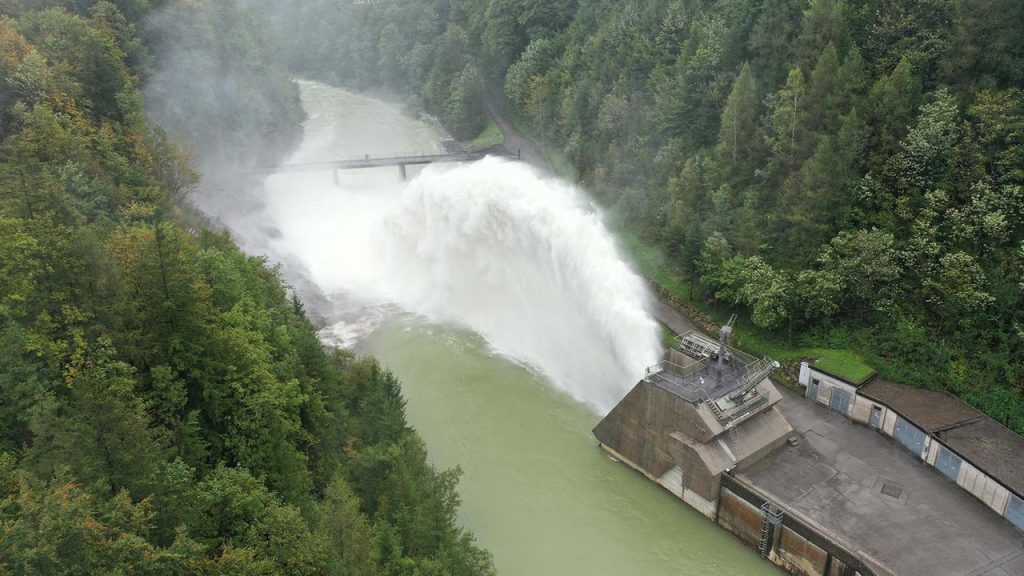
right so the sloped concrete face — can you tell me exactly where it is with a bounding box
[667,405,793,501]
[593,379,716,479]
[594,379,793,503]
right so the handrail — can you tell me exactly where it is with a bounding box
[263,151,487,174]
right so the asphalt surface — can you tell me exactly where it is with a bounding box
[743,387,1024,576]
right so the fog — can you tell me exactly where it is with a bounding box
[141,5,662,412]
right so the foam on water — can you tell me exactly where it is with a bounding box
[207,82,661,413]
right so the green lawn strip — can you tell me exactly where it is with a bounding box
[810,349,876,383]
[468,121,504,150]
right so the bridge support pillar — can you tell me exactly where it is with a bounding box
[332,169,339,186]
[398,164,407,180]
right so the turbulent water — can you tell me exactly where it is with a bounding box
[193,80,778,575]
[207,81,661,412]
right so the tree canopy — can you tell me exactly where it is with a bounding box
[265,0,1024,431]
[0,2,494,574]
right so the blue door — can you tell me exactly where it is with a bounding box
[894,417,926,458]
[935,446,962,481]
[1006,494,1024,532]
[829,388,851,415]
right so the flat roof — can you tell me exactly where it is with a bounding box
[937,417,1024,498]
[742,388,1024,576]
[858,378,980,432]
[859,377,1024,499]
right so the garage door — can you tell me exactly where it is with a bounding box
[934,446,962,481]
[894,417,926,458]
[1006,494,1024,532]
[829,387,851,415]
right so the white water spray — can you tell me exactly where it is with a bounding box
[204,82,661,413]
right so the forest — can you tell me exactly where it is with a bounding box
[260,0,1024,432]
[0,1,494,573]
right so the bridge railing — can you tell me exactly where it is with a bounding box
[260,149,497,174]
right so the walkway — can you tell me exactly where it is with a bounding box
[485,98,553,174]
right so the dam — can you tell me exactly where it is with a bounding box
[595,305,1024,576]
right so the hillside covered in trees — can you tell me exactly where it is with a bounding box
[0,1,493,573]
[262,0,1024,432]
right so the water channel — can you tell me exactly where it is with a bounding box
[200,80,779,576]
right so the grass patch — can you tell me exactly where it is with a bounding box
[616,229,690,296]
[543,145,577,182]
[809,349,875,383]
[468,122,503,150]
[661,324,677,349]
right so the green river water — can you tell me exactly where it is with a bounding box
[359,317,777,576]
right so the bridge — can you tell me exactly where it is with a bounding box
[261,149,513,182]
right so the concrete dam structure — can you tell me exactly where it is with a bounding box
[594,326,791,518]
[594,325,882,575]
[595,317,1024,576]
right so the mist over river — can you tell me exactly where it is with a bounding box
[195,80,778,575]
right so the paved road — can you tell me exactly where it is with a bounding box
[485,100,553,174]
[650,294,700,336]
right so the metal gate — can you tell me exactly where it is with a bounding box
[935,446,962,481]
[894,417,926,458]
[1006,494,1024,532]
[808,379,819,402]
[869,405,882,428]
[829,387,851,415]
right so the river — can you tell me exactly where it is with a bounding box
[198,80,779,576]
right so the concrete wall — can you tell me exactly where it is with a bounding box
[717,478,881,576]
[925,437,939,465]
[593,381,707,479]
[958,460,1011,515]
[881,408,897,436]
[806,368,858,417]
[655,464,719,519]
[777,526,828,576]
[850,394,887,428]
[717,488,763,549]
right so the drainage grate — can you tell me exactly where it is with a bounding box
[880,482,903,498]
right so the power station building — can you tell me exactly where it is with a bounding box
[801,362,1024,533]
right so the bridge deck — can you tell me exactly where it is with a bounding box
[263,152,486,174]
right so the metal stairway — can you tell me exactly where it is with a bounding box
[758,502,784,557]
